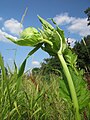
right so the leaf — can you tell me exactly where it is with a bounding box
[59,79,71,101]
[14,101,21,116]
[31,107,41,118]
[59,66,90,111]
[17,59,26,78]
[14,61,17,73]
[0,53,6,80]
[56,26,67,53]
[64,48,77,69]
[38,15,54,30]
[16,44,42,92]
[38,16,62,53]
[69,67,90,111]
[40,28,63,55]
[18,43,42,78]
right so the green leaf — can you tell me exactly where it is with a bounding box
[38,15,54,30]
[16,44,42,92]
[69,67,90,111]
[0,53,6,80]
[56,26,67,53]
[64,48,77,70]
[59,79,71,101]
[59,66,90,111]
[14,101,21,116]
[38,16,67,55]
[31,107,41,118]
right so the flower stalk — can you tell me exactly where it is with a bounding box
[57,50,81,120]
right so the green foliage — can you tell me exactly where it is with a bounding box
[40,57,61,75]
[32,67,40,76]
[38,16,54,30]
[0,54,6,80]
[59,67,90,111]
[84,7,90,26]
[0,58,75,119]
[17,44,42,79]
[38,16,66,56]
[34,48,90,113]
[73,35,90,72]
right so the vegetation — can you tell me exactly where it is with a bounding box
[36,35,90,88]
[0,53,90,120]
[0,54,75,120]
[84,7,90,26]
[0,16,90,119]
[40,35,90,73]
[73,35,90,72]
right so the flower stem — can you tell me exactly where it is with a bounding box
[57,51,81,120]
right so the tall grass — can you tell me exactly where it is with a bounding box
[0,53,89,119]
[0,54,76,120]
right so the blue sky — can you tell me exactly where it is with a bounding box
[0,0,90,71]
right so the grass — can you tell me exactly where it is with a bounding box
[0,51,90,119]
[0,60,75,120]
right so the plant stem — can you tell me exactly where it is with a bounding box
[57,51,81,120]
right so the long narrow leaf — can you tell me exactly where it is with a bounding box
[16,44,42,93]
[0,53,6,81]
[17,43,42,78]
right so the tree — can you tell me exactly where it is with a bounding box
[73,35,90,72]
[31,56,62,78]
[84,7,90,26]
[39,56,62,76]
[32,67,40,76]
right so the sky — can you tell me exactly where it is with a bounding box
[0,0,90,71]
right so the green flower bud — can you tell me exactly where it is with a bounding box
[6,27,43,47]
[19,27,43,46]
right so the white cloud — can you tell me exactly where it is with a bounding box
[32,61,40,66]
[53,13,75,25]
[4,18,23,35]
[0,18,23,43]
[53,13,90,37]
[68,18,90,36]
